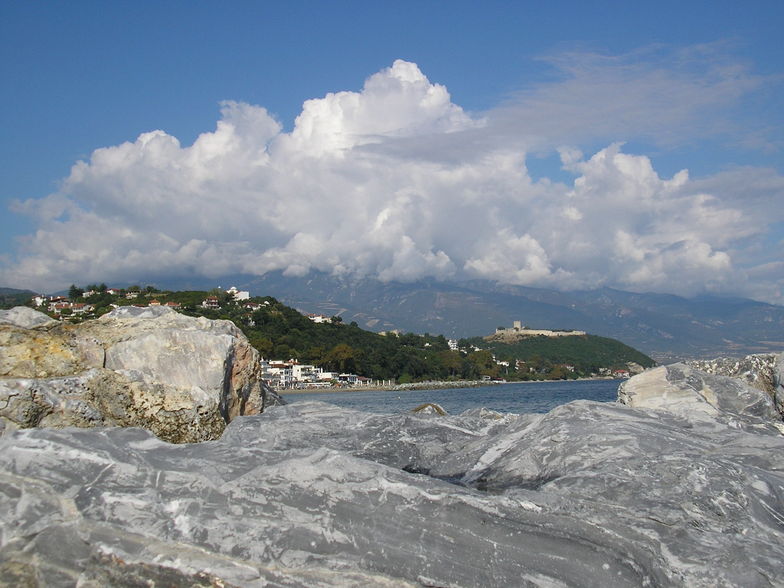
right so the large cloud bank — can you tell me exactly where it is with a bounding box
[4,57,783,304]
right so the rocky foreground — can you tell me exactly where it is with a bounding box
[1,310,783,587]
[0,306,282,443]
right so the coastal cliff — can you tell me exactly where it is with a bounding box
[1,352,783,586]
[0,306,283,443]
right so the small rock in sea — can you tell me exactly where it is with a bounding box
[411,402,448,415]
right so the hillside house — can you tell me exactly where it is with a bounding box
[202,296,220,310]
[306,313,332,324]
[226,286,250,301]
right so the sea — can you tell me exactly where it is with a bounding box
[281,378,622,415]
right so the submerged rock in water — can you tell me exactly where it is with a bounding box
[0,306,283,442]
[1,363,783,586]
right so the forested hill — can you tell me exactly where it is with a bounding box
[24,287,655,382]
[462,334,656,380]
[0,287,36,308]
[194,294,655,381]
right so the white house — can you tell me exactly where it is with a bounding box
[202,296,220,309]
[305,313,332,324]
[262,361,294,388]
[226,286,250,301]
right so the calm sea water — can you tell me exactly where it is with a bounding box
[282,379,622,415]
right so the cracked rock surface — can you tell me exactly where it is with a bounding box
[1,364,783,586]
[0,306,282,443]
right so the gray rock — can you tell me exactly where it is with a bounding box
[686,353,777,392]
[0,306,283,442]
[0,306,58,329]
[1,363,782,587]
[686,353,784,417]
[775,352,784,416]
[618,363,782,431]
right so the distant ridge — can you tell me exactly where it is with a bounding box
[8,274,783,362]
[236,272,784,362]
[0,287,35,309]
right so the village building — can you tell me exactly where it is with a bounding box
[306,313,332,324]
[202,296,220,310]
[226,286,250,301]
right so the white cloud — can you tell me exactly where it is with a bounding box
[489,43,772,151]
[2,55,782,304]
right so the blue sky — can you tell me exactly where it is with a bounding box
[1,1,782,303]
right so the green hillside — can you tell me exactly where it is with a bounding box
[461,334,656,380]
[26,286,655,382]
[0,288,36,309]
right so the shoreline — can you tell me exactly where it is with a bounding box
[279,376,621,395]
[280,380,499,395]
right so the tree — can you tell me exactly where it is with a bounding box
[324,343,357,373]
[68,285,84,299]
[467,349,498,378]
[248,334,274,357]
[436,350,463,379]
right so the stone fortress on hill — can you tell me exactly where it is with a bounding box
[488,320,586,341]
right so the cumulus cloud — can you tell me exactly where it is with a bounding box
[3,56,783,304]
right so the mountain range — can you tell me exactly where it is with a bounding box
[6,276,784,362]
[154,272,781,363]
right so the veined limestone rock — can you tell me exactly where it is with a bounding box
[619,362,782,430]
[686,352,784,417]
[0,362,782,586]
[0,306,282,442]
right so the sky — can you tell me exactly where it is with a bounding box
[1,1,783,304]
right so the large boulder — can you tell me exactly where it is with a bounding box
[686,352,784,417]
[618,363,783,431]
[0,306,282,442]
[0,362,782,586]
